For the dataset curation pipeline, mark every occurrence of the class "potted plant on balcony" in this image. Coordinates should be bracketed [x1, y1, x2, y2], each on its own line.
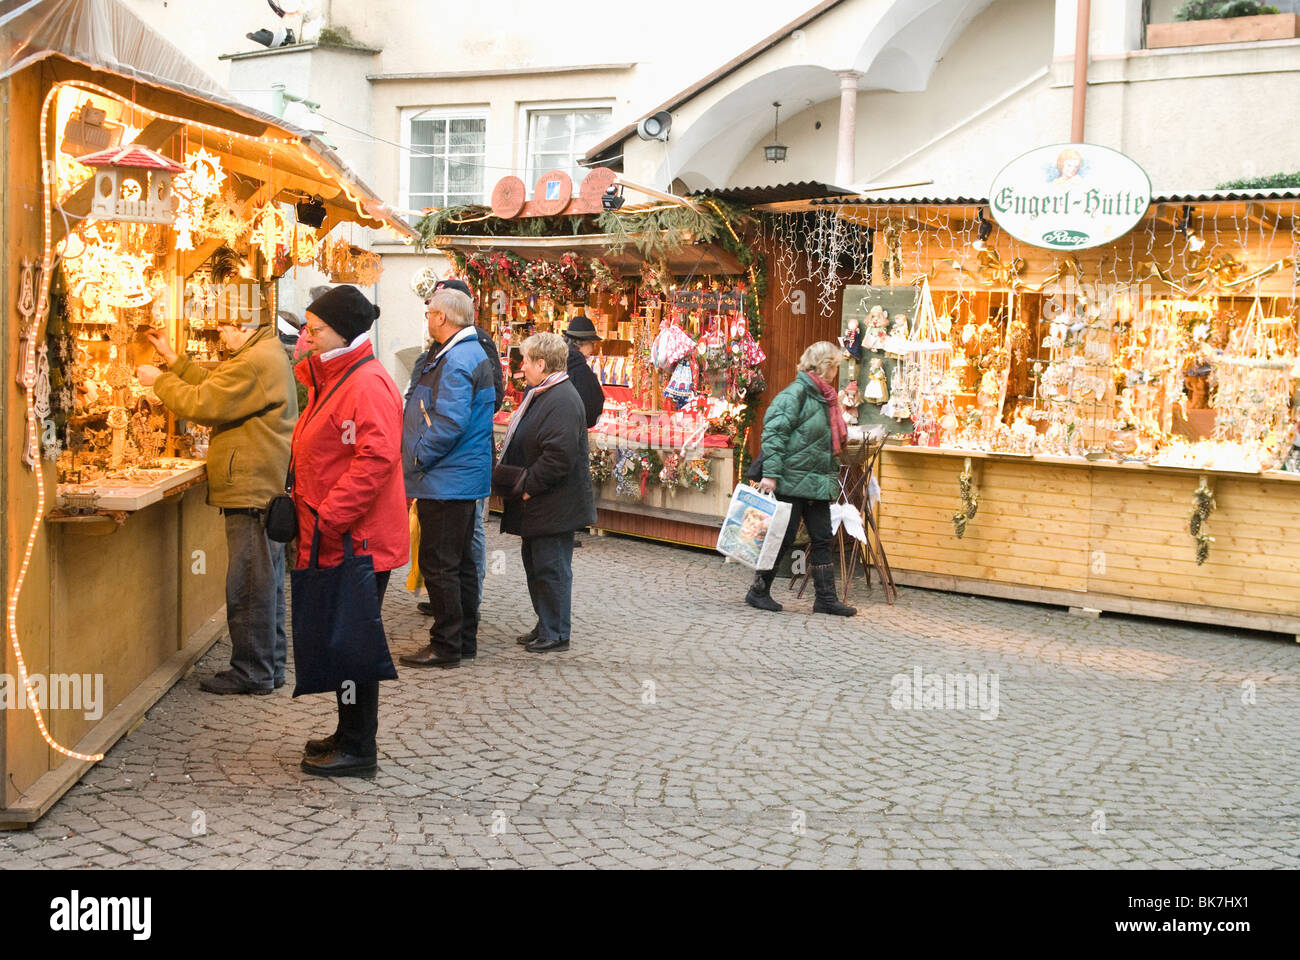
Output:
[1147, 1, 1300, 49]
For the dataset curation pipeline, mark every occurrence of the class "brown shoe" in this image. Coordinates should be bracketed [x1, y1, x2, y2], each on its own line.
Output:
[398, 644, 460, 668]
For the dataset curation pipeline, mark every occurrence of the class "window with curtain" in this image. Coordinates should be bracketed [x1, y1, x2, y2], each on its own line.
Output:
[526, 108, 612, 187]
[407, 111, 487, 217]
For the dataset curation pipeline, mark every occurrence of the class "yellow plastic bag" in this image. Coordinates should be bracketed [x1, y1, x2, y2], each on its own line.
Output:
[405, 501, 423, 593]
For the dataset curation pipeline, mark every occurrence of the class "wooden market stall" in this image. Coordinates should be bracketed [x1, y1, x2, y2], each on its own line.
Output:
[426, 179, 778, 549]
[0, 0, 416, 825]
[801, 190, 1300, 638]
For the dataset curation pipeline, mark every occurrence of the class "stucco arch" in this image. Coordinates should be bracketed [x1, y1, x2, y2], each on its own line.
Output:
[642, 0, 999, 187]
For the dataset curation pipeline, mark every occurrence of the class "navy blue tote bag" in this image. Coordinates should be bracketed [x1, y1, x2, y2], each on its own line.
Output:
[290, 522, 398, 696]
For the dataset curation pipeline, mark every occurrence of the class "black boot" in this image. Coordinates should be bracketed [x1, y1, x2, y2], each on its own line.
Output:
[745, 569, 783, 612]
[811, 564, 856, 617]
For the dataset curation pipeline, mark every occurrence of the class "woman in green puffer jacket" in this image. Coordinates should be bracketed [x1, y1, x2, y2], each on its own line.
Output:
[745, 341, 856, 616]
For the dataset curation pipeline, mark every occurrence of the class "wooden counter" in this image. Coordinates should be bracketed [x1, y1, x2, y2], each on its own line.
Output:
[876, 445, 1300, 639]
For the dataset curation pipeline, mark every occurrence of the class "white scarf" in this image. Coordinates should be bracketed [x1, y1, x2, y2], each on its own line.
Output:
[502, 370, 569, 455]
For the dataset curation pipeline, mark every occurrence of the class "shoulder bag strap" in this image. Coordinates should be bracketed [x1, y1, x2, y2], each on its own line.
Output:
[286, 355, 373, 492]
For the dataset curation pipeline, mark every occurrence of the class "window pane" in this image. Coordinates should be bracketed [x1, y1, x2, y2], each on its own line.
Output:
[533, 113, 573, 150]
[410, 155, 445, 194]
[447, 118, 485, 154]
[411, 118, 446, 149]
[448, 158, 481, 193]
[574, 111, 610, 141]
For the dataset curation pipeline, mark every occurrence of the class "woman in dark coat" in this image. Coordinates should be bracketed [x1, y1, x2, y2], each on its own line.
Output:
[745, 340, 856, 617]
[497, 332, 596, 652]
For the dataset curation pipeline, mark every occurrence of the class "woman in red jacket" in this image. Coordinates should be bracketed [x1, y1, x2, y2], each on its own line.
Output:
[292, 285, 408, 778]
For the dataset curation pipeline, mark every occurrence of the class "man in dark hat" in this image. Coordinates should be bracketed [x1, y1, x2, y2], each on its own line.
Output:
[562, 309, 605, 429]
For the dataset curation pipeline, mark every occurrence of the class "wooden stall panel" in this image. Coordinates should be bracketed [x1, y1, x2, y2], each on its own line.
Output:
[2, 66, 61, 800]
[178, 485, 228, 644]
[877, 452, 1090, 592]
[49, 505, 180, 752]
[1087, 471, 1300, 617]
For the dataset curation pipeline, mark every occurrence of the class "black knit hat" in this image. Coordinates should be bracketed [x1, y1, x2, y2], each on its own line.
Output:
[307, 284, 380, 343]
[564, 312, 602, 341]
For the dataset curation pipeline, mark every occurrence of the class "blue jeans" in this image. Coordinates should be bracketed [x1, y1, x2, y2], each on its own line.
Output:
[471, 497, 487, 600]
[224, 512, 287, 689]
[520, 532, 574, 644]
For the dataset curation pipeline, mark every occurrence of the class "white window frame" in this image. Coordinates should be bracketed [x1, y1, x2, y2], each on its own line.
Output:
[517, 99, 615, 194]
[399, 104, 490, 215]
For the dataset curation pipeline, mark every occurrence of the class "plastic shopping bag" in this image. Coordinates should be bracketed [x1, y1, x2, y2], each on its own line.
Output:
[715, 484, 792, 570]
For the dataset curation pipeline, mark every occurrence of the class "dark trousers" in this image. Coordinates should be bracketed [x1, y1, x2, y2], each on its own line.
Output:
[521, 532, 574, 644]
[334, 570, 390, 758]
[415, 498, 479, 658]
[224, 511, 287, 689]
[772, 496, 833, 573]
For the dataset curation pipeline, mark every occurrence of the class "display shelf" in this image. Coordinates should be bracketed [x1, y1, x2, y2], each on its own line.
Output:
[881, 440, 1300, 482]
[53, 460, 207, 513]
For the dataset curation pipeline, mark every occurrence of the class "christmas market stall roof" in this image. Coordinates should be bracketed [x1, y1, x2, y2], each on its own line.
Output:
[0, 0, 419, 241]
[689, 181, 855, 210]
[802, 188, 1300, 228]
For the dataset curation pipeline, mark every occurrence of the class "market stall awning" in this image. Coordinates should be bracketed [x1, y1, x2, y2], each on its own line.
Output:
[3, 0, 418, 242]
[434, 234, 746, 276]
[690, 181, 856, 209]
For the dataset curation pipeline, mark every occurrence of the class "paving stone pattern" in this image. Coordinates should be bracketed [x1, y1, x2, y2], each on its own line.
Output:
[3, 529, 1299, 869]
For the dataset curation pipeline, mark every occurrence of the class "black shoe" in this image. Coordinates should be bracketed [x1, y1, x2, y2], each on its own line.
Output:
[304, 733, 337, 758]
[300, 750, 378, 778]
[515, 625, 539, 646]
[525, 636, 569, 653]
[398, 645, 460, 668]
[274, 678, 285, 689]
[572, 539, 583, 549]
[811, 563, 857, 617]
[417, 601, 435, 616]
[744, 571, 783, 612]
[200, 671, 274, 695]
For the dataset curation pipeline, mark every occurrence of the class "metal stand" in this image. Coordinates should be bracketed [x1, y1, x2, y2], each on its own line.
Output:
[790, 435, 897, 604]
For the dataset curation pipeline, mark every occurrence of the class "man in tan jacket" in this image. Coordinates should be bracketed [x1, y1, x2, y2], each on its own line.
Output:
[137, 313, 297, 694]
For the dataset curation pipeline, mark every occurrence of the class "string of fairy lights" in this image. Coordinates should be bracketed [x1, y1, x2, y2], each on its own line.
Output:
[6, 78, 410, 765]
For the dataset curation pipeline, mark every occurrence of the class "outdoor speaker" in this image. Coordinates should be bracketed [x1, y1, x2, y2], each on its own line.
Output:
[636, 112, 672, 142]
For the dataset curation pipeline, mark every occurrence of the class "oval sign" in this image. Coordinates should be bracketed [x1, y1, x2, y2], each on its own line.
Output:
[988, 143, 1150, 251]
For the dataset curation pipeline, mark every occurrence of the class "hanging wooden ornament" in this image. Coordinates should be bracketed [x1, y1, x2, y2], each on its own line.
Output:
[249, 202, 290, 278]
[172, 149, 227, 251]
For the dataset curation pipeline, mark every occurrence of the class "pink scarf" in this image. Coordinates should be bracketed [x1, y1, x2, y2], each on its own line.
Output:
[808, 371, 848, 455]
[502, 370, 569, 455]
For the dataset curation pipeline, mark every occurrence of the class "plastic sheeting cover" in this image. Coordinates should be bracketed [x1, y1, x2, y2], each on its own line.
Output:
[1, 0, 226, 97]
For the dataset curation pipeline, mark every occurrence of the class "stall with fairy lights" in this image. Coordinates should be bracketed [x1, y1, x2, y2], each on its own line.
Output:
[792, 188, 1300, 637]
[0, 1, 416, 825]
[419, 177, 776, 548]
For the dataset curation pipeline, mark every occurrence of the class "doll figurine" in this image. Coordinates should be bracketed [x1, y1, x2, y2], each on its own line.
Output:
[842, 318, 863, 361]
[865, 306, 889, 349]
[838, 380, 861, 424]
[863, 358, 889, 404]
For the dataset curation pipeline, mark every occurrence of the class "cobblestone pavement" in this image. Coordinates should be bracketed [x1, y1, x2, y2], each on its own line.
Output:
[3, 528, 1299, 869]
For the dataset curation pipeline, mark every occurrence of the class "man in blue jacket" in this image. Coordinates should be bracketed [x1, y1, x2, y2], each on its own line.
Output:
[400, 287, 495, 668]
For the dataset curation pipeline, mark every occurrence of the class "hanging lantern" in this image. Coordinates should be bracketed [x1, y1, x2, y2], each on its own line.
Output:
[77, 145, 184, 225]
[763, 102, 787, 163]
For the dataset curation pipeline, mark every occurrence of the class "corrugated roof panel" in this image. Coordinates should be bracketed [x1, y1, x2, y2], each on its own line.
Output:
[690, 181, 856, 205]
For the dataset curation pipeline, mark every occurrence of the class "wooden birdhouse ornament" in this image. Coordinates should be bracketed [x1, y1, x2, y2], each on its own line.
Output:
[77, 146, 184, 224]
